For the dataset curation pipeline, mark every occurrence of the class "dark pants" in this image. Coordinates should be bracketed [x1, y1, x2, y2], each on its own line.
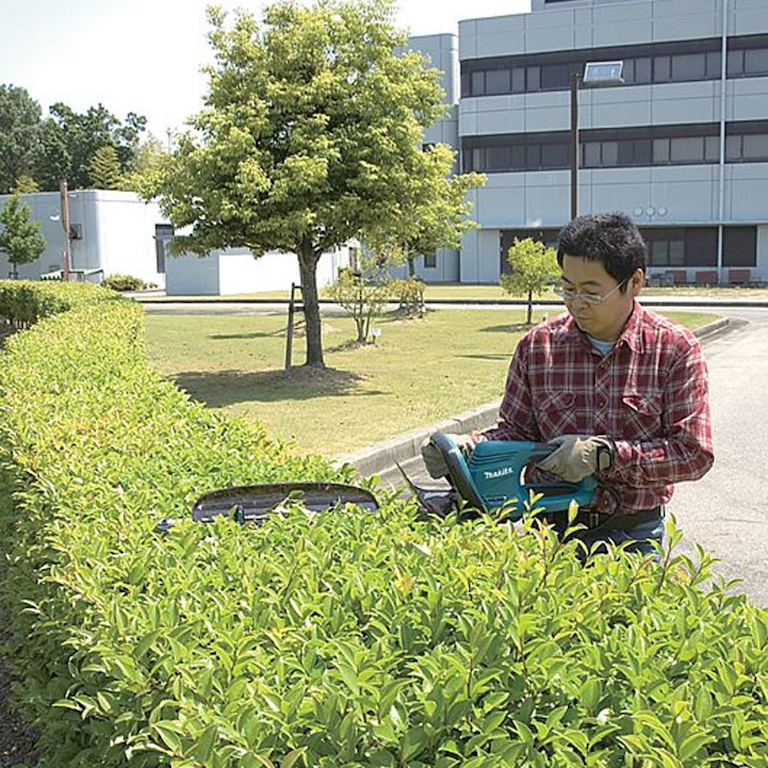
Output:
[547, 507, 665, 558]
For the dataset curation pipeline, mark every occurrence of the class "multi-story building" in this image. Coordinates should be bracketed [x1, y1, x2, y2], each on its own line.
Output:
[407, 0, 768, 285]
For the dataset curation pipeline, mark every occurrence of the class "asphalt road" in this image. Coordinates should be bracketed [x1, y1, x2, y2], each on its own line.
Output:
[668, 308, 768, 605]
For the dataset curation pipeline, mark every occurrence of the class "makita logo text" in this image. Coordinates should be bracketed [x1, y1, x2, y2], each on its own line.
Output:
[483, 466, 514, 480]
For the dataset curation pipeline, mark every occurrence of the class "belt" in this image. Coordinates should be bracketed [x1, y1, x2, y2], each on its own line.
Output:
[548, 506, 663, 532]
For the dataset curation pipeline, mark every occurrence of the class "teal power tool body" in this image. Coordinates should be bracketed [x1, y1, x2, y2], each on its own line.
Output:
[406, 432, 597, 521]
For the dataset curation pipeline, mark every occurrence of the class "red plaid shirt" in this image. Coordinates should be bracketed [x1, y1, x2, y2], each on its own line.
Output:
[475, 301, 714, 515]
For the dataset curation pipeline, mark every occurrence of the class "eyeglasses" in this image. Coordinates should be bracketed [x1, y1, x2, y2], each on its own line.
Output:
[554, 279, 629, 305]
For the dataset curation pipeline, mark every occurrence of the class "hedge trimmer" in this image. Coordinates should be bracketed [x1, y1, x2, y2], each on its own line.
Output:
[155, 433, 596, 532]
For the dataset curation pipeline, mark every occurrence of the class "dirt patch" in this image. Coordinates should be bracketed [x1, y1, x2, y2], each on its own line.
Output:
[0, 621, 39, 766]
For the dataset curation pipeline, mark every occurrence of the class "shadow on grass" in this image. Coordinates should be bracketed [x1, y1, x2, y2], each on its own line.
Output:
[459, 353, 511, 361]
[209, 330, 288, 340]
[479, 323, 533, 334]
[172, 367, 386, 407]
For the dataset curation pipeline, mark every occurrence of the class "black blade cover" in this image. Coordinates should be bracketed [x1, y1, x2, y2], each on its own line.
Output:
[191, 482, 379, 525]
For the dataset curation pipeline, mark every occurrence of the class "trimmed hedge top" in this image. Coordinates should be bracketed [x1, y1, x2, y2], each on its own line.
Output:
[0, 281, 767, 768]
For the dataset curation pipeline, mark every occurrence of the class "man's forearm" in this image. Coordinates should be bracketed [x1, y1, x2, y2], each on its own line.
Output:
[606, 436, 714, 488]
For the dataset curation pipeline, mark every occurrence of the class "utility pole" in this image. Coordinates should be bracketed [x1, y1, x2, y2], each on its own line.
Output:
[59, 179, 71, 281]
[570, 72, 581, 221]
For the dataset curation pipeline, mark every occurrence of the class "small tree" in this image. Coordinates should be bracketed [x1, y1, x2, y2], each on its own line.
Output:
[390, 276, 426, 317]
[501, 237, 560, 325]
[88, 145, 123, 189]
[0, 194, 46, 278]
[325, 257, 391, 344]
[12, 174, 39, 194]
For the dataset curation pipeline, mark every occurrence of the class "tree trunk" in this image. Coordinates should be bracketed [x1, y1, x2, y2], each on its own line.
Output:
[527, 289, 533, 325]
[407, 255, 415, 279]
[297, 244, 325, 369]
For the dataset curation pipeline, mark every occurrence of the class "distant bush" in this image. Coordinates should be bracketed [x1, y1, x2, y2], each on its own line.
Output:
[1, 282, 768, 767]
[102, 273, 146, 292]
[391, 277, 426, 317]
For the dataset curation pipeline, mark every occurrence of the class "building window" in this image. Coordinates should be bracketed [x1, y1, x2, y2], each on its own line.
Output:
[463, 121, 768, 173]
[485, 68, 511, 95]
[423, 252, 437, 268]
[154, 224, 174, 274]
[723, 227, 757, 267]
[460, 34, 768, 98]
[643, 228, 717, 268]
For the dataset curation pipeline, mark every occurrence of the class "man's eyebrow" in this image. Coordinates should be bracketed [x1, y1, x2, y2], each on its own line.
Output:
[561, 276, 602, 287]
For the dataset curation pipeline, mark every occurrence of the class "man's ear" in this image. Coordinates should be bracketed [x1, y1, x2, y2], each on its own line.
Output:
[630, 269, 645, 296]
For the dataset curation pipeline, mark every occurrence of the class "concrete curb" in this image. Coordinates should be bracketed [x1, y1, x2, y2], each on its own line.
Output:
[333, 315, 734, 477]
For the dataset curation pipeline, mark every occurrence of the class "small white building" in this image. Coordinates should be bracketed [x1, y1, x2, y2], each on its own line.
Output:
[0, 190, 169, 287]
[165, 246, 354, 296]
[0, 190, 352, 295]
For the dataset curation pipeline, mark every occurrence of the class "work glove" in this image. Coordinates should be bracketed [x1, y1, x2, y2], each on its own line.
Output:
[420, 433, 476, 479]
[536, 434, 613, 483]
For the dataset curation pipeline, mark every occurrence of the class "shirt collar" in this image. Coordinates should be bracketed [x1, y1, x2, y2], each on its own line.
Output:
[564, 300, 644, 352]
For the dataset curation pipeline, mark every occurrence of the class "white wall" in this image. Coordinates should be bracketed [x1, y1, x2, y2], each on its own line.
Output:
[89, 191, 166, 287]
[166, 245, 353, 296]
[0, 190, 167, 285]
[165, 251, 221, 295]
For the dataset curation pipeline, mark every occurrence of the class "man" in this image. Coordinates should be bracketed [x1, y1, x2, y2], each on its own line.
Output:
[422, 212, 714, 554]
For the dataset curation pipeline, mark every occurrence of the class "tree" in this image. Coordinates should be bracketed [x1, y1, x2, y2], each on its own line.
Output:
[35, 103, 147, 190]
[0, 85, 42, 194]
[139, 0, 462, 370]
[0, 194, 47, 279]
[368, 143, 485, 278]
[500, 237, 560, 325]
[123, 134, 169, 192]
[325, 257, 391, 344]
[11, 175, 39, 193]
[88, 145, 123, 189]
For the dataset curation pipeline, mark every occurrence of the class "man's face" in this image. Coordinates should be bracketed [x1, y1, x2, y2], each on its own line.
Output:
[560, 255, 643, 341]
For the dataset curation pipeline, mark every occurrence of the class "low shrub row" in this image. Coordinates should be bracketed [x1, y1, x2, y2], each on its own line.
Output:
[0, 283, 345, 765]
[1, 282, 767, 767]
[0, 279, 122, 328]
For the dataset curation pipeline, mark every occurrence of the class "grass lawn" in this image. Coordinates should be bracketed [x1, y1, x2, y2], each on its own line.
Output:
[145, 308, 718, 457]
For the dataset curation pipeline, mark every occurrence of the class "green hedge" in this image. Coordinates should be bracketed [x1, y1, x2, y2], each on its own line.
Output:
[0, 279, 123, 328]
[1, 282, 768, 767]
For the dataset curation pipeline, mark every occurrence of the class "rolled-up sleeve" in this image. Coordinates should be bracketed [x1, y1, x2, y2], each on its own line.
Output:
[607, 337, 714, 487]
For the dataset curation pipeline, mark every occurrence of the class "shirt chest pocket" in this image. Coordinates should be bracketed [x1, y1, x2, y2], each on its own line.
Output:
[621, 391, 663, 441]
[534, 391, 579, 437]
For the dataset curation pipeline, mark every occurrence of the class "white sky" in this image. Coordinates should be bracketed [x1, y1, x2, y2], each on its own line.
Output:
[0, 0, 530, 141]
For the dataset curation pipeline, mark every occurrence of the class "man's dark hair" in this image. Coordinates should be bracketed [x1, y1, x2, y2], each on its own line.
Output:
[557, 212, 646, 290]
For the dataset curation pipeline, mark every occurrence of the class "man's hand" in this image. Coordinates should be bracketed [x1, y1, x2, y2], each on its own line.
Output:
[420, 433, 476, 479]
[537, 434, 613, 483]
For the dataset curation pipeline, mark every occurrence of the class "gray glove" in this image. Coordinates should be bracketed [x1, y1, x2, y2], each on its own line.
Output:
[420, 433, 477, 479]
[537, 434, 613, 483]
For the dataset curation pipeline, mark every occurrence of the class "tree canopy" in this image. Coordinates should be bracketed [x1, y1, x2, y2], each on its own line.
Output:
[140, 0, 482, 368]
[0, 85, 42, 194]
[0, 84, 147, 192]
